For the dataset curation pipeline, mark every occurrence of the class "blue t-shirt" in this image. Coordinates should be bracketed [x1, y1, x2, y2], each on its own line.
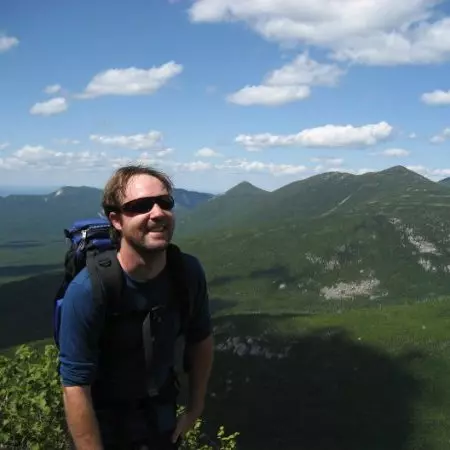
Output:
[58, 252, 212, 390]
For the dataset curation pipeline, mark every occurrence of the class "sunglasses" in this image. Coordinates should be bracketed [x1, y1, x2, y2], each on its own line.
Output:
[118, 195, 175, 214]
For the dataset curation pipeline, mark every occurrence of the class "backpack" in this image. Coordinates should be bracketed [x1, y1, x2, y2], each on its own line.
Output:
[52, 217, 192, 397]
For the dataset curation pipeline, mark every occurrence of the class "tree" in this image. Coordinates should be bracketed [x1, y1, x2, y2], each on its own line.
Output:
[0, 344, 239, 450]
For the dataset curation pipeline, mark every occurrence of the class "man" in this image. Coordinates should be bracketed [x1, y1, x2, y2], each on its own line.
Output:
[58, 165, 214, 449]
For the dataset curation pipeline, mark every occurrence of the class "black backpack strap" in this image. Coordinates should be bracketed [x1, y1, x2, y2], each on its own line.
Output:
[141, 244, 192, 399]
[166, 243, 192, 332]
[142, 308, 159, 397]
[166, 244, 193, 374]
[86, 248, 124, 311]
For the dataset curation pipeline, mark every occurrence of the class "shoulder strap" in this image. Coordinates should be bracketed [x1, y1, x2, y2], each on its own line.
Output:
[166, 243, 195, 375]
[166, 243, 192, 333]
[86, 248, 124, 311]
[142, 244, 193, 397]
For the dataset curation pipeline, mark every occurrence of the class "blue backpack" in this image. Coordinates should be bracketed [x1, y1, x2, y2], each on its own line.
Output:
[52, 217, 192, 396]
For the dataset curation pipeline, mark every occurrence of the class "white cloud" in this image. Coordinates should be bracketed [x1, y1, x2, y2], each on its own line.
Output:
[421, 90, 450, 105]
[0, 34, 19, 53]
[216, 158, 307, 176]
[0, 142, 9, 150]
[189, 0, 450, 66]
[310, 157, 344, 166]
[0, 157, 26, 170]
[227, 53, 344, 106]
[29, 97, 68, 116]
[44, 84, 62, 95]
[430, 127, 450, 144]
[349, 168, 376, 175]
[228, 84, 310, 106]
[175, 161, 214, 172]
[138, 149, 174, 160]
[407, 165, 450, 180]
[136, 155, 308, 176]
[14, 145, 55, 162]
[78, 61, 183, 98]
[266, 53, 344, 87]
[156, 148, 174, 157]
[54, 138, 80, 145]
[195, 147, 223, 157]
[90, 130, 167, 151]
[236, 121, 394, 150]
[380, 148, 411, 157]
[0, 145, 114, 172]
[0, 143, 313, 179]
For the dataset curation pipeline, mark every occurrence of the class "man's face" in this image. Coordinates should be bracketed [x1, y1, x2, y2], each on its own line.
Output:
[111, 174, 175, 253]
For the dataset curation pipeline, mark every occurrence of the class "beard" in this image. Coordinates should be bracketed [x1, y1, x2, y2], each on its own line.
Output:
[126, 222, 174, 256]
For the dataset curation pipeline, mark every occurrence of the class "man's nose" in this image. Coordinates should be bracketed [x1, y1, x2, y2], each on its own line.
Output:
[149, 203, 165, 218]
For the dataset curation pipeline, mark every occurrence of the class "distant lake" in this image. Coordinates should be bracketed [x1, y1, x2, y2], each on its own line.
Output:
[0, 186, 60, 197]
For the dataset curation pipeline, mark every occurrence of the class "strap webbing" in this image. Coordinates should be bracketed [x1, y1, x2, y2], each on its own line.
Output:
[142, 310, 158, 397]
[86, 248, 123, 309]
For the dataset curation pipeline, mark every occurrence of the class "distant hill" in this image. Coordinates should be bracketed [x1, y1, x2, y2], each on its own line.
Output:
[0, 185, 61, 197]
[177, 165, 450, 238]
[176, 181, 268, 237]
[439, 177, 450, 187]
[0, 185, 214, 242]
[225, 181, 267, 196]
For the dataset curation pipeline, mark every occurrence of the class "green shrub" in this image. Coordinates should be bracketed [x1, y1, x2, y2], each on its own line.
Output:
[0, 344, 238, 450]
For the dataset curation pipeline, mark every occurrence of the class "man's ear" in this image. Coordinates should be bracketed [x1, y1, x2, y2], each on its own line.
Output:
[109, 211, 122, 232]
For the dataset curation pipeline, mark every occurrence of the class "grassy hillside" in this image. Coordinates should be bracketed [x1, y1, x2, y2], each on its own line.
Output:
[203, 299, 450, 450]
[179, 210, 450, 315]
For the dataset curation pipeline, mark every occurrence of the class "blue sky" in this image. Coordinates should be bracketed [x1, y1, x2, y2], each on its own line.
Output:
[1, 0, 450, 194]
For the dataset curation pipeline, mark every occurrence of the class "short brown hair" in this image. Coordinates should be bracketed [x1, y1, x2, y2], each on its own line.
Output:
[102, 164, 174, 218]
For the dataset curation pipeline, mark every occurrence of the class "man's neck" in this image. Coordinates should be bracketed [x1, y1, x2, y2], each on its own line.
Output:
[117, 240, 167, 282]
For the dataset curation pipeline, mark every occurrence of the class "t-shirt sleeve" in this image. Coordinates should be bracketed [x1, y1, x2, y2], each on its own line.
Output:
[58, 270, 104, 387]
[184, 255, 213, 344]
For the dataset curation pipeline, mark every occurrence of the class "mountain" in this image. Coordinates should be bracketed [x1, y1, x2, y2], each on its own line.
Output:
[439, 177, 450, 187]
[225, 181, 267, 196]
[0, 185, 214, 243]
[173, 187, 215, 210]
[175, 181, 268, 237]
[177, 165, 450, 238]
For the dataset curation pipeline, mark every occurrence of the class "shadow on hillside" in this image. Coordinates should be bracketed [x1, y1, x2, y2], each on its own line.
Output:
[0, 271, 63, 349]
[0, 263, 61, 278]
[209, 297, 239, 314]
[0, 277, 238, 350]
[209, 264, 296, 288]
[250, 265, 297, 284]
[209, 275, 240, 288]
[205, 326, 425, 450]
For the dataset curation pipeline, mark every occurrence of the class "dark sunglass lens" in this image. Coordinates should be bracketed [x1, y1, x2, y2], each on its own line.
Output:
[156, 195, 174, 210]
[122, 195, 174, 213]
[121, 197, 152, 213]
